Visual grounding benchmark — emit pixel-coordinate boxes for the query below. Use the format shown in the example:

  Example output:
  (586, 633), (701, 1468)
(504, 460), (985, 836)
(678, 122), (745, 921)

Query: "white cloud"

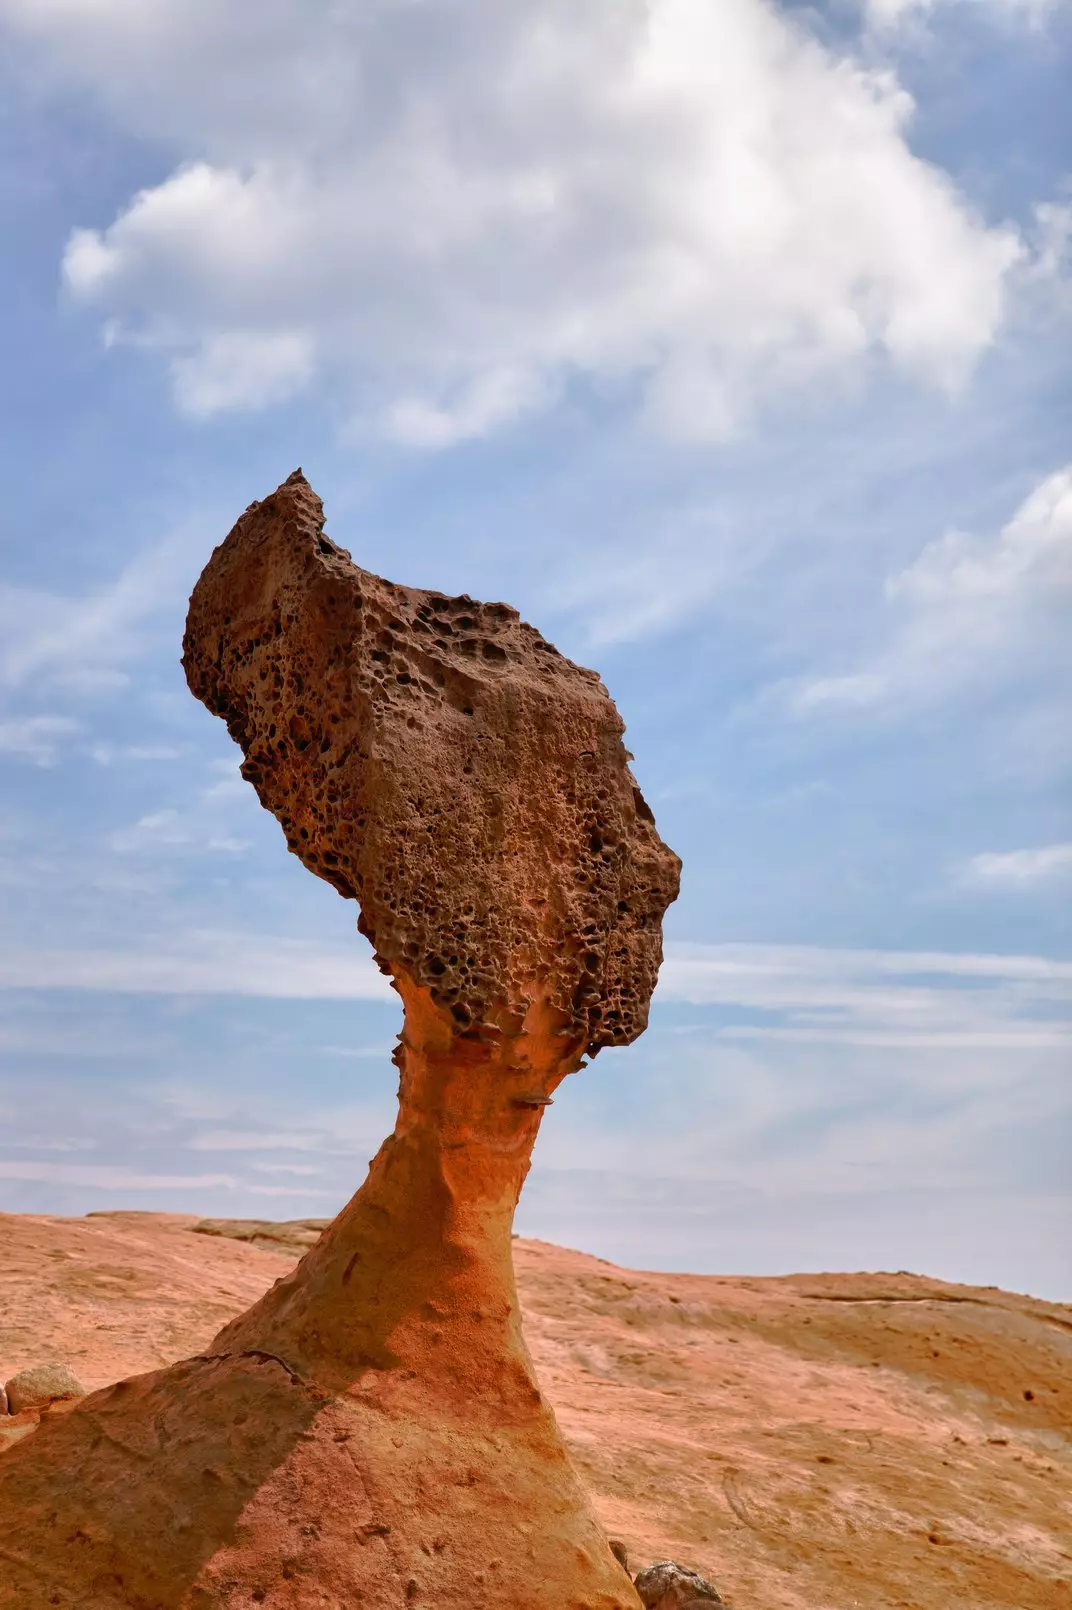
(1, 0), (1022, 440)
(0, 1158), (324, 1193)
(0, 929), (394, 1000)
(0, 715), (80, 766)
(199, 758), (247, 801)
(963, 843), (1072, 886)
(1028, 201), (1072, 291)
(106, 804), (251, 857)
(2, 924), (1061, 1056)
(0, 1159), (235, 1189)
(657, 940), (1072, 1050)
(89, 743), (187, 766)
(189, 1129), (320, 1153)
(107, 808), (190, 853)
(792, 463), (1072, 713)
(865, 0), (1065, 30)
(719, 1022), (1070, 1047)
(889, 466), (1072, 605)
(170, 328), (315, 417)
(0, 539), (190, 693)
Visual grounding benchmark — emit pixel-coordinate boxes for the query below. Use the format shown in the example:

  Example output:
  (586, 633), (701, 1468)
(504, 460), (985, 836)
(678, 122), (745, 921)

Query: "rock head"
(183, 468), (678, 1054)
(0, 472), (679, 1609)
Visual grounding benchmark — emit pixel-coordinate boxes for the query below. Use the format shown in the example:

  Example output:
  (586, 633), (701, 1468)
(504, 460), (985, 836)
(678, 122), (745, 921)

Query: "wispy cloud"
(1, 934), (1064, 1045)
(0, 1160), (235, 1190)
(962, 843), (1072, 886)
(107, 806), (251, 857)
(865, 0), (1064, 33)
(0, 534), (199, 798)
(0, 540), (190, 694)
(0, 1158), (331, 1195)
(656, 940), (1072, 1049)
(0, 930), (393, 1000)
(719, 1022), (1070, 1048)
(89, 742), (188, 767)
(189, 1129), (321, 1153)
(791, 464), (1072, 716)
(0, 715), (80, 766)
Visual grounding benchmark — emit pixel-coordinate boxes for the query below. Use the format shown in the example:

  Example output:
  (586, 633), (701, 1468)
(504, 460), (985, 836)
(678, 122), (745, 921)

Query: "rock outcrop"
(634, 1561), (725, 1607)
(3, 1362), (85, 1415)
(0, 472), (679, 1609)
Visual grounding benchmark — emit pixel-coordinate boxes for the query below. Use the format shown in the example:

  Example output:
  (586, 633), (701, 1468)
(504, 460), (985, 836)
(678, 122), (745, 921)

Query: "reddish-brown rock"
(0, 473), (679, 1609)
(3, 1361), (85, 1415)
(183, 468), (678, 1053)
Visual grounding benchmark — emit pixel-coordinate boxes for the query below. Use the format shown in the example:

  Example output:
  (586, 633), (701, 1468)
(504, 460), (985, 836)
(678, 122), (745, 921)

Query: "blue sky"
(0, 0), (1069, 1297)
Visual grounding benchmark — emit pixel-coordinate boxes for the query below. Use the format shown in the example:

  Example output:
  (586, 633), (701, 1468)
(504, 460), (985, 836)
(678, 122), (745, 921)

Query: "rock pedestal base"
(1, 1347), (633, 1609)
(0, 986), (639, 1610)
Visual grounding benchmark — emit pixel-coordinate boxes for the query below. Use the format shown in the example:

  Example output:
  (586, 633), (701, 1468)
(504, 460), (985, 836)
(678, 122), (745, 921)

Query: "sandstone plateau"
(0, 473), (680, 1608)
(2, 1212), (1070, 1610)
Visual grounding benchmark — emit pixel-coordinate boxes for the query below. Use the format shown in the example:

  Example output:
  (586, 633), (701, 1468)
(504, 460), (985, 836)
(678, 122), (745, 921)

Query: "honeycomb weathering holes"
(0, 469), (678, 1610)
(182, 470), (680, 1055)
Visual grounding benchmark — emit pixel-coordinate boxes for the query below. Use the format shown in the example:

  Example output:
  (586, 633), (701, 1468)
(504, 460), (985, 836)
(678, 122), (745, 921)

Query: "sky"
(0, 0), (1069, 1299)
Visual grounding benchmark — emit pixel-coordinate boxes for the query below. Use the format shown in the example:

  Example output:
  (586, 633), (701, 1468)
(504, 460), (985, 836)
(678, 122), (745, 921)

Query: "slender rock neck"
(213, 977), (586, 1401)
(391, 974), (583, 1211)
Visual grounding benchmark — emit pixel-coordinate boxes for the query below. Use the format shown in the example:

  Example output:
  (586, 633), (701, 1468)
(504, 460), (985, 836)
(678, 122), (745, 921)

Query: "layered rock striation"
(0, 472), (679, 1609)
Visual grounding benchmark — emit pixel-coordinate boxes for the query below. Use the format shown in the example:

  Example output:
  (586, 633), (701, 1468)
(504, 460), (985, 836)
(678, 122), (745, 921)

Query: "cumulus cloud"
(793, 463), (1072, 712)
(1, 0), (1022, 439)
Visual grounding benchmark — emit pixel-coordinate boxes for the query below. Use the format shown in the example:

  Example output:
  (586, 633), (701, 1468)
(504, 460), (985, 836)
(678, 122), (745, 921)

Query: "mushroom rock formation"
(0, 472), (680, 1610)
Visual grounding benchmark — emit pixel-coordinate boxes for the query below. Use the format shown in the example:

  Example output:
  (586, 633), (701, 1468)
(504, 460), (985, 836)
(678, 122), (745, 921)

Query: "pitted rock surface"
(0, 474), (675, 1610)
(634, 1561), (725, 1607)
(183, 469), (679, 1053)
(4, 1362), (85, 1415)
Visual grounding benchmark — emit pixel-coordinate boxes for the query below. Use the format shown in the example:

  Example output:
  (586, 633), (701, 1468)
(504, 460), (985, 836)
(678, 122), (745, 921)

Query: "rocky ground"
(1, 1210), (1069, 1610)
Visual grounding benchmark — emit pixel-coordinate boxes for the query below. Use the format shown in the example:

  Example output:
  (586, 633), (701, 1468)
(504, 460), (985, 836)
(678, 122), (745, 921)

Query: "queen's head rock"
(183, 467), (679, 1054)
(0, 473), (679, 1610)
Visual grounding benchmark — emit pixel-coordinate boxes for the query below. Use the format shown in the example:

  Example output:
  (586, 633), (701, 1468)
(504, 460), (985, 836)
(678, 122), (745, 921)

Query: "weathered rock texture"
(184, 468), (677, 1053)
(634, 1561), (724, 1607)
(0, 473), (679, 1609)
(3, 1362), (85, 1415)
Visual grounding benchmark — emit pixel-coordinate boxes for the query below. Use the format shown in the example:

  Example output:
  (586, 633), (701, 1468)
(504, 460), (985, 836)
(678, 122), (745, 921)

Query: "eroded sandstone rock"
(192, 1216), (330, 1256)
(4, 1362), (85, 1415)
(0, 472), (679, 1610)
(182, 468), (678, 1053)
(634, 1561), (725, 1607)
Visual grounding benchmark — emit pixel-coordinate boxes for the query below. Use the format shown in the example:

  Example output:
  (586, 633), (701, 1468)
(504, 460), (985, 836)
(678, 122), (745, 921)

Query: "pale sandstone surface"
(2, 1211), (1069, 1610)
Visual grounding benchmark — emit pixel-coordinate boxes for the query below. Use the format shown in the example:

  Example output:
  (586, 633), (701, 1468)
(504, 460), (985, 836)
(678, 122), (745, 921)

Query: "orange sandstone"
(3, 1214), (1070, 1610)
(0, 472), (679, 1608)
